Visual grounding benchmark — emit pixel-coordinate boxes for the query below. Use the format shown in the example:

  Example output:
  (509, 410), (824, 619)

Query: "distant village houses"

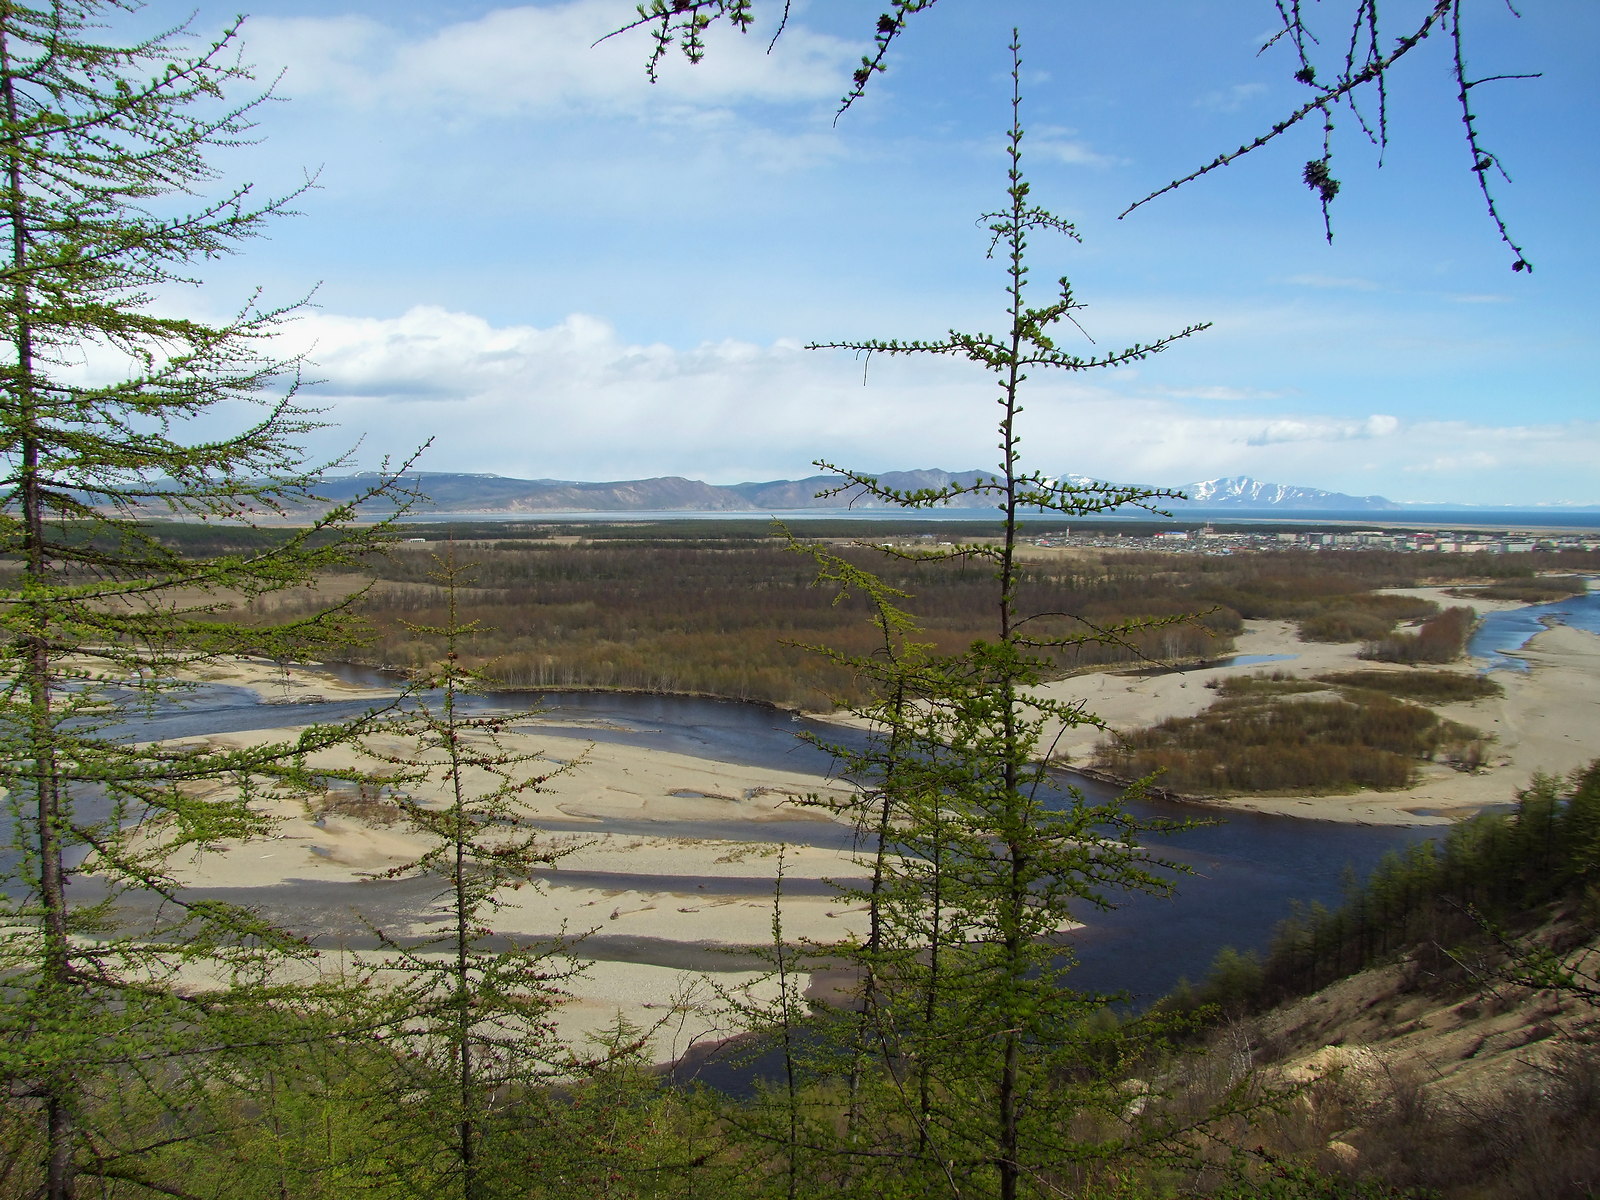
(1023, 526), (1598, 557)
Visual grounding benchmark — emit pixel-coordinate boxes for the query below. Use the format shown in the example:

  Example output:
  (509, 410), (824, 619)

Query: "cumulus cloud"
(283, 307), (628, 398)
(243, 2), (855, 117)
(1243, 414), (1398, 446)
(272, 305), (876, 480)
(1364, 414), (1399, 437)
(254, 305), (1600, 506)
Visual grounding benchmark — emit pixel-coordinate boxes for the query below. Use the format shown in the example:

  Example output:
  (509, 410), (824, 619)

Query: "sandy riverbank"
(145, 665), (869, 1058)
(1031, 587), (1599, 826)
(151, 591), (1597, 1057)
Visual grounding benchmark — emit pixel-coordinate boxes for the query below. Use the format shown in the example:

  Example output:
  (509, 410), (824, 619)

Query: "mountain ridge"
(312, 470), (1589, 514)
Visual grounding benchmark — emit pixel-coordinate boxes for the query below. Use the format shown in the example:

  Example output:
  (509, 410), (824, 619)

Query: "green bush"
(1317, 669), (1501, 704)
(1095, 689), (1484, 794)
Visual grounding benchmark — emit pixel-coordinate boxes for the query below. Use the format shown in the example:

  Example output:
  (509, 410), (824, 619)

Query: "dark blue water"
(1469, 582), (1600, 671)
(370, 508), (1600, 531)
(104, 665), (1433, 1005)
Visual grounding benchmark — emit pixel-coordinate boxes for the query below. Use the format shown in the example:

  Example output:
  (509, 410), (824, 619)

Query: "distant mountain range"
(1177, 475), (1393, 510)
(304, 469), (1408, 514)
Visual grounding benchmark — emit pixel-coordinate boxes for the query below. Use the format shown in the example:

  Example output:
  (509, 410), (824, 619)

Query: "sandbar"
(1030, 587), (1598, 826)
(144, 588), (1598, 1058)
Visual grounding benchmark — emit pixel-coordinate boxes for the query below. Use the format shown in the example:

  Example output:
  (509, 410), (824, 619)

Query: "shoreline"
(140, 673), (870, 1060)
(794, 586), (1596, 827)
(1025, 588), (1597, 827)
(153, 593), (1596, 1058)
(200, 582), (1598, 833)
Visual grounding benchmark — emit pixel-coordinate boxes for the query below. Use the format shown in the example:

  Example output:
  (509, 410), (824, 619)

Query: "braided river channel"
(123, 670), (1431, 1006)
(46, 589), (1597, 1013)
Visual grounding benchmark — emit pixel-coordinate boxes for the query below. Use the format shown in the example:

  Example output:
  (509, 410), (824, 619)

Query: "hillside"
(1153, 761), (1600, 1198)
(300, 469), (1399, 514)
(1224, 915), (1599, 1198)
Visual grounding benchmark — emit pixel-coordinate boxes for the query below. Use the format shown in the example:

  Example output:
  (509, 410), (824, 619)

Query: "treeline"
(246, 541), (1592, 709)
(1175, 759), (1600, 1013)
(263, 542), (1244, 708)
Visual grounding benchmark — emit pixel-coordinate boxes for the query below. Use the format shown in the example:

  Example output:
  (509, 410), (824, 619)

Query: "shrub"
(1360, 607), (1475, 665)
(1317, 669), (1501, 704)
(1094, 690), (1484, 794)
(1449, 575), (1588, 603)
(1212, 671), (1326, 697)
(1297, 595), (1438, 644)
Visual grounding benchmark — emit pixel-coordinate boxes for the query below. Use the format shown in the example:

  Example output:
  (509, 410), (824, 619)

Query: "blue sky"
(160, 1), (1596, 505)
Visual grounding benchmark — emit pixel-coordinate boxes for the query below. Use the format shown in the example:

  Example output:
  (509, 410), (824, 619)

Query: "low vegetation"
(215, 534), (1593, 713)
(1449, 574), (1590, 603)
(1096, 670), (1488, 794)
(254, 538), (1252, 708)
(1316, 668), (1502, 704)
(1209, 669), (1327, 697)
(1297, 593), (1438, 644)
(1360, 605), (1475, 664)
(1152, 763), (1600, 1200)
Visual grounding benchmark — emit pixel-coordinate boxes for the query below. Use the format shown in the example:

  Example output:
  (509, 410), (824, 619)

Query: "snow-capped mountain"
(296, 471), (1400, 513)
(1173, 476), (1393, 510)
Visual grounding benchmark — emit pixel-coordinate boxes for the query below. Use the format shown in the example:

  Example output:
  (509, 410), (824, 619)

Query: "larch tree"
(0, 4), (412, 1195)
(352, 549), (585, 1200)
(708, 37), (1223, 1199)
(815, 49), (1196, 1193)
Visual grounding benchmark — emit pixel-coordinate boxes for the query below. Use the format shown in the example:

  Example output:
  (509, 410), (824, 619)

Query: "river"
(106, 666), (1436, 1005)
(26, 587), (1595, 1005)
(1467, 580), (1600, 671)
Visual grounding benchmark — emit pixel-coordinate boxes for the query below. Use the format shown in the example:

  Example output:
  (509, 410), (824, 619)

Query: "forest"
(251, 536), (1592, 712)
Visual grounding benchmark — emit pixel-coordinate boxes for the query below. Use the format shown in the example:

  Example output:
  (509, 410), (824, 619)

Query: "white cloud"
(1030, 125), (1125, 169)
(1194, 82), (1268, 113)
(1154, 385), (1297, 403)
(1283, 273), (1382, 291)
(285, 307), (626, 397)
(1403, 452), (1499, 474)
(244, 2), (855, 117)
(1033, 138), (1125, 168)
(257, 305), (1600, 506)
(241, 15), (389, 98)
(1038, 400), (1600, 504)
(1243, 415), (1398, 446)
